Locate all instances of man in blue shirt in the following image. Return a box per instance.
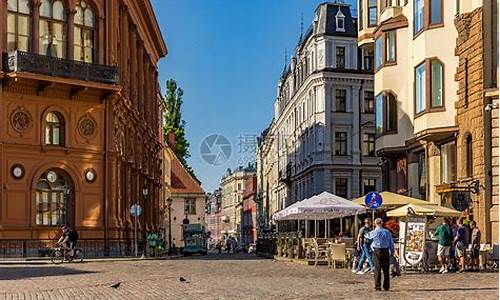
[366,218,394,291]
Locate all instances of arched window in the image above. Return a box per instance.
[74,0,95,62]
[465,134,473,177]
[35,170,72,225]
[39,0,67,58]
[45,112,64,145]
[7,0,31,52]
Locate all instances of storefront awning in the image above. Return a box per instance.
[386,203,462,217]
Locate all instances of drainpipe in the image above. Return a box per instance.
[483,96,493,243]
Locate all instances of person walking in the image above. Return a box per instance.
[470,221,481,271]
[366,218,394,292]
[454,217,467,273]
[434,217,453,273]
[353,218,375,274]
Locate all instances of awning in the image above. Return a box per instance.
[353,191,433,209]
[386,203,462,217]
[274,192,365,221]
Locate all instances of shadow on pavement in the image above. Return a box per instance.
[171,253,271,261]
[0,266,97,280]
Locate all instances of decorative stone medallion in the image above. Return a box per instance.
[78,114,97,138]
[11,163,25,180]
[84,168,97,183]
[10,107,33,134]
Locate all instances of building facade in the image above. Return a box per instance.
[205,189,223,245]
[220,165,256,240]
[163,146,205,249]
[0,0,166,253]
[257,2,382,224]
[241,175,257,245]
[357,0,498,242]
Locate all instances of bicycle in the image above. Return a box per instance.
[50,243,84,264]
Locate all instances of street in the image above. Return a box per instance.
[0,254,497,300]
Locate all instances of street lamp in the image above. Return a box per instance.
[141,187,148,259]
[166,197,173,255]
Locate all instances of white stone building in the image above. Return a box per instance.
[258,2,382,222]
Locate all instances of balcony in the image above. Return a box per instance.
[4,51,118,85]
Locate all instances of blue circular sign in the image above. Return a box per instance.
[130,204,142,217]
[364,192,383,209]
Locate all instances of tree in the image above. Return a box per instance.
[164,79,199,182]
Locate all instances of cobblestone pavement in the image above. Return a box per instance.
[0,254,497,300]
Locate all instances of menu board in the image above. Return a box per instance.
[404,217,426,266]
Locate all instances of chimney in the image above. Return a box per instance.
[167,131,176,149]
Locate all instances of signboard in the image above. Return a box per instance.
[364,192,383,209]
[403,216,426,266]
[130,204,142,217]
[452,191,471,212]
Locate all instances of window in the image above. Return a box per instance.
[363,179,376,194]
[430,0,442,25]
[414,0,424,34]
[368,0,377,27]
[375,37,382,69]
[45,112,64,146]
[418,152,426,196]
[440,141,456,183]
[35,170,72,226]
[184,198,196,215]
[335,178,348,199]
[364,91,375,113]
[335,89,347,112]
[336,47,345,69]
[465,134,473,177]
[376,94,384,134]
[359,0,364,30]
[336,12,345,32]
[335,132,347,156]
[7,0,31,52]
[415,59,444,115]
[385,31,396,63]
[415,62,426,113]
[431,60,443,107]
[74,0,95,62]
[40,0,67,58]
[376,92,398,135]
[363,133,376,156]
[364,51,374,71]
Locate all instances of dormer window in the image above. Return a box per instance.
[336,10,345,32]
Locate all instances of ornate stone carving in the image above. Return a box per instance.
[78,114,97,138]
[10,106,33,134]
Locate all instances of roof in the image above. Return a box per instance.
[167,147,204,195]
[243,176,257,199]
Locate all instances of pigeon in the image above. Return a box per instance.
[110,282,121,289]
[179,277,189,283]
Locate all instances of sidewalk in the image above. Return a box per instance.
[0,255,183,265]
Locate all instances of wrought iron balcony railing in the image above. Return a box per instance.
[4,51,118,85]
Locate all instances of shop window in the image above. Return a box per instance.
[74,0,95,63]
[7,0,31,52]
[45,112,64,146]
[335,178,348,199]
[440,141,457,183]
[39,0,67,58]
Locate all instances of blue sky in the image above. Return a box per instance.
[151,0,357,192]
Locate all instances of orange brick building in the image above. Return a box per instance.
[0,0,167,255]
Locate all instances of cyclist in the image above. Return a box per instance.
[57,225,79,258]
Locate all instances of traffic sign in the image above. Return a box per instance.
[130,204,142,217]
[365,192,383,209]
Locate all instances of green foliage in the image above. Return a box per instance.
[164,79,199,183]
